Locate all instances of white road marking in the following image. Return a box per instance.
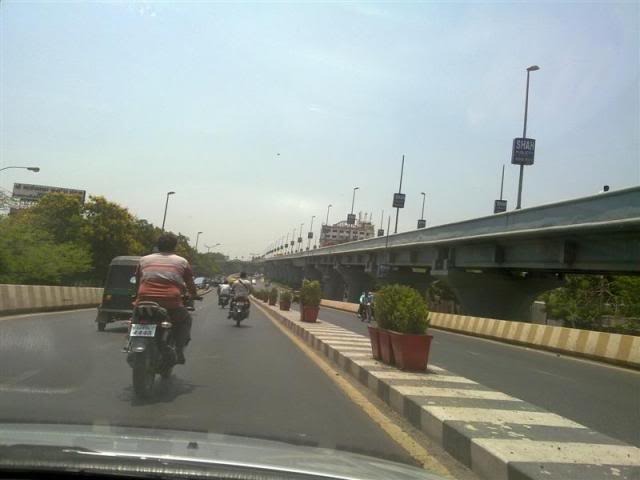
[424,406,587,428]
[396,385,517,401]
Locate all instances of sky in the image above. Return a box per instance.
[1,1,638,259]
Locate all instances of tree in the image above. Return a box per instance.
[0,217,91,285]
[23,193,85,243]
[82,196,140,282]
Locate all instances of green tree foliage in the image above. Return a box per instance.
[0,192,222,286]
[542,275,640,332]
[0,216,91,285]
[82,196,142,282]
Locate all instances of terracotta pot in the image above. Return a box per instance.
[301,305,320,323]
[378,329,395,365]
[389,331,433,371]
[367,325,381,360]
[279,300,291,311]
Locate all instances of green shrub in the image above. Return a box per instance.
[269,287,278,302]
[300,280,322,307]
[280,290,292,303]
[374,284,429,334]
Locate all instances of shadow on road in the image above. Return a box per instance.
[122,375,202,406]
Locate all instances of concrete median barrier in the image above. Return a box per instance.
[0,284,103,316]
[320,299,640,369]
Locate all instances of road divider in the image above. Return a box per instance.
[254,299,640,480]
[319,299,640,369]
[0,284,103,316]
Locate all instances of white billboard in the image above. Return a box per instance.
[12,183,86,203]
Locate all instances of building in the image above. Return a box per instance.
[319,213,375,247]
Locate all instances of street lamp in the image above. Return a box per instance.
[350,187,359,216]
[205,243,221,253]
[417,192,426,229]
[298,222,304,252]
[195,231,203,252]
[161,191,175,231]
[307,215,315,250]
[325,204,332,225]
[0,166,41,173]
[515,65,540,210]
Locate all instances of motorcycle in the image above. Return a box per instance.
[218,294,230,309]
[229,297,250,327]
[125,297,200,399]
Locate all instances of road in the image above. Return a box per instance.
[298,304,640,447]
[0,294,416,466]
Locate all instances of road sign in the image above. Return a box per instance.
[392,193,406,208]
[494,199,508,213]
[307,232,313,239]
[297,237,302,243]
[12,183,86,203]
[347,213,356,225]
[290,240,294,246]
[511,138,536,165]
[377,229,384,237]
[417,219,426,229]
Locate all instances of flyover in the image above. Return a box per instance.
[262,186,640,320]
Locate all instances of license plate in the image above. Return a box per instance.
[130,324,156,337]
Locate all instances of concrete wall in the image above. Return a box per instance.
[0,284,103,316]
[319,299,640,369]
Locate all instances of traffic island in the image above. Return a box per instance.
[253,299,640,480]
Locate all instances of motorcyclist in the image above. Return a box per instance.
[358,290,373,320]
[218,279,231,306]
[228,272,252,318]
[135,233,199,364]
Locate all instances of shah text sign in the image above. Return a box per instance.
[511,138,536,165]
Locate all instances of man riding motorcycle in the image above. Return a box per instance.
[228,272,252,318]
[135,233,199,365]
[218,279,231,307]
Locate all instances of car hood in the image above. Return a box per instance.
[0,423,444,480]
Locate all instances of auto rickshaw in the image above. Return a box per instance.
[95,256,141,332]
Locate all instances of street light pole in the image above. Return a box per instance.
[421,192,426,220]
[161,191,175,232]
[307,215,315,250]
[298,223,304,252]
[350,187,359,215]
[0,166,40,173]
[395,155,404,234]
[325,204,332,225]
[516,65,540,210]
[194,231,203,252]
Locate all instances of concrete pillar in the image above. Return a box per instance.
[317,266,346,301]
[377,267,434,299]
[437,270,563,321]
[336,266,375,303]
[303,265,323,282]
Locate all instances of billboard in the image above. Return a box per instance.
[12,183,86,203]
[392,193,406,208]
[511,138,536,165]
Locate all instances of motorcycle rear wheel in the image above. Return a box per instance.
[132,353,155,399]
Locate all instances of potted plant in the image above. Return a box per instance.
[299,280,322,322]
[375,284,432,371]
[268,287,278,306]
[279,290,292,311]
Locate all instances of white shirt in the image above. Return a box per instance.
[219,284,231,295]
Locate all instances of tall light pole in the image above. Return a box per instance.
[194,231,203,251]
[0,166,40,173]
[161,191,175,231]
[298,222,304,252]
[350,187,359,216]
[516,65,540,210]
[205,243,220,253]
[307,215,315,250]
[325,204,332,225]
[394,155,405,234]
[291,228,296,253]
[417,192,426,229]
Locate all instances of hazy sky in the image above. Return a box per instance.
[1,1,638,258]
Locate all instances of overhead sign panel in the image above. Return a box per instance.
[511,138,536,165]
[12,183,86,203]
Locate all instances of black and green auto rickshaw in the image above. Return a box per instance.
[95,256,141,332]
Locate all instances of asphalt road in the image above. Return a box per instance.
[302,304,640,447]
[0,294,416,466]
